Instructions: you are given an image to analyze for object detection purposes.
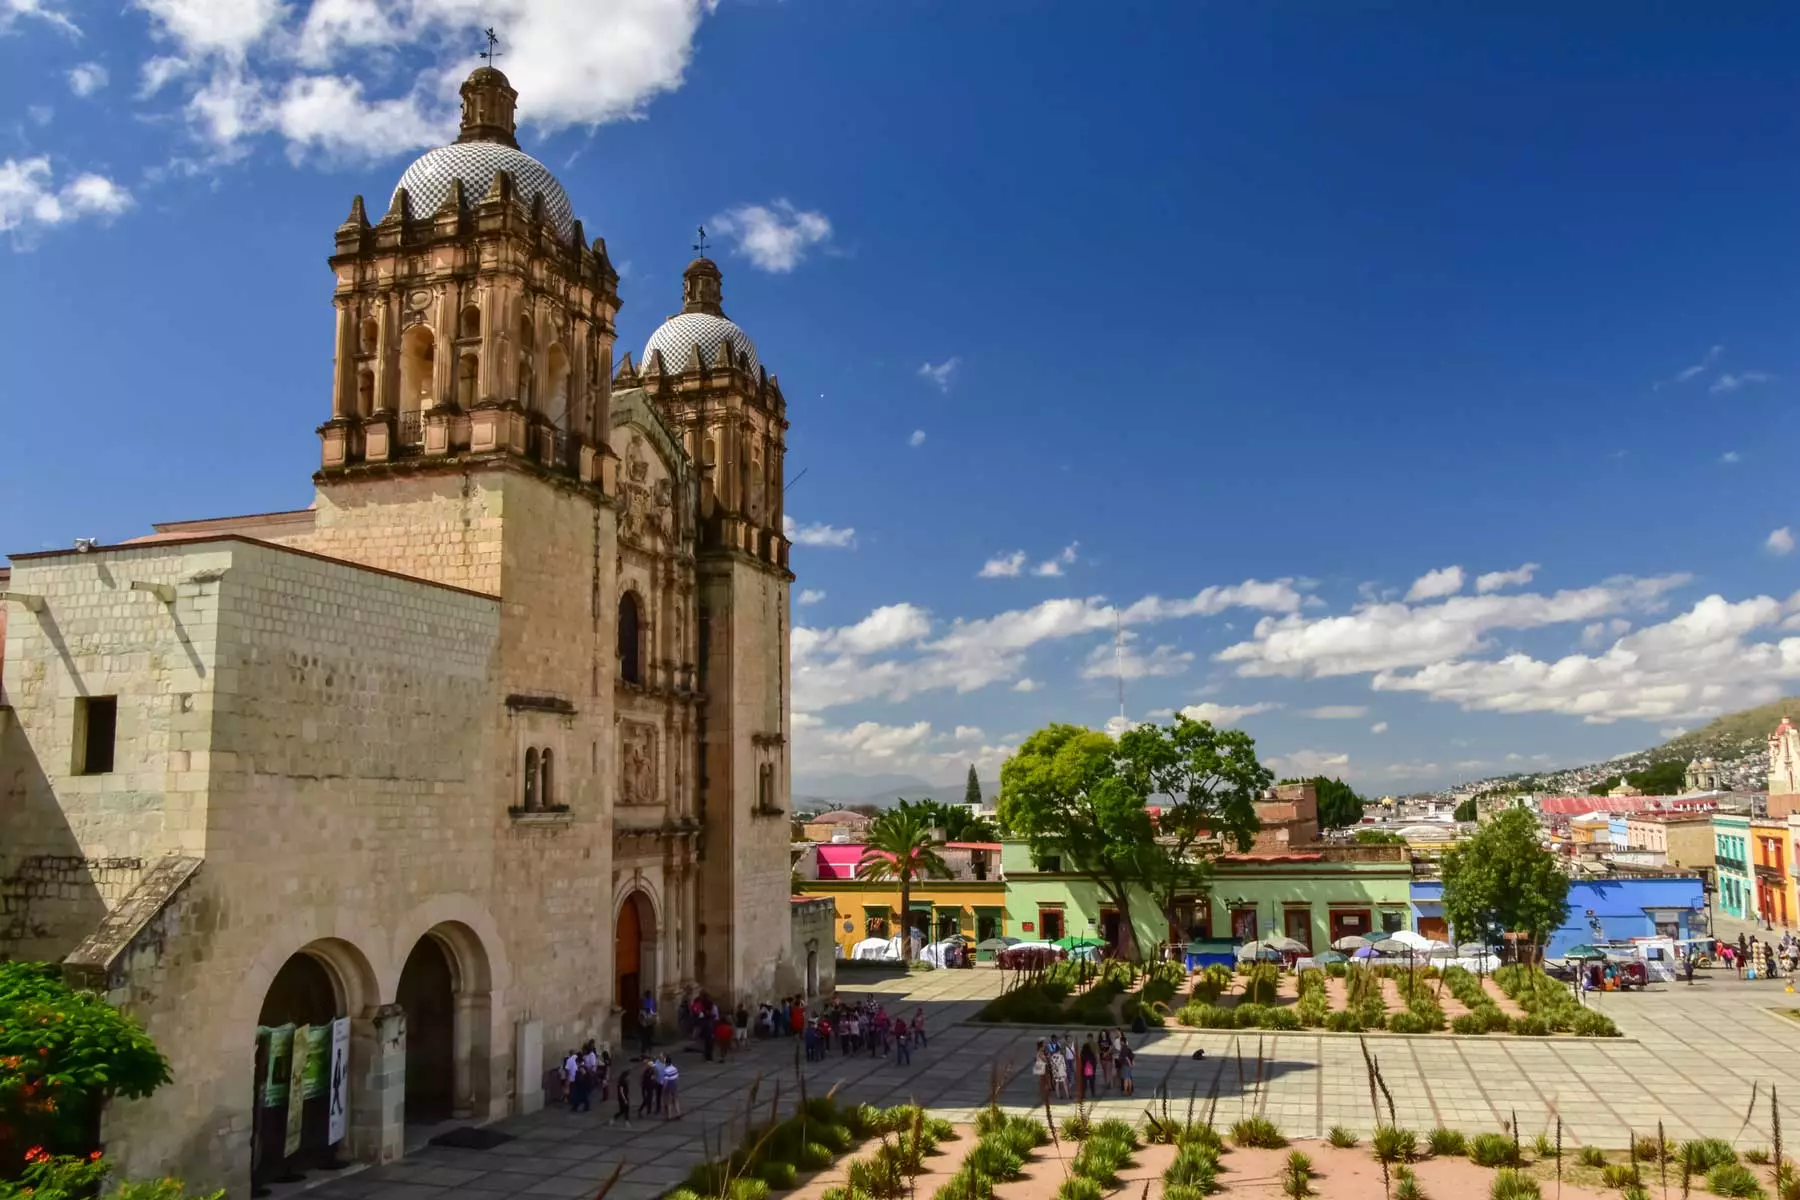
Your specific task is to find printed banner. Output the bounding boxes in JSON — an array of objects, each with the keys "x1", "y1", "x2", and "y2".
[
  {"x1": 284, "y1": 1023, "x2": 310, "y2": 1157},
  {"x1": 327, "y1": 1016, "x2": 350, "y2": 1146},
  {"x1": 260, "y1": 1024, "x2": 294, "y2": 1108},
  {"x1": 301, "y1": 1024, "x2": 331, "y2": 1100}
]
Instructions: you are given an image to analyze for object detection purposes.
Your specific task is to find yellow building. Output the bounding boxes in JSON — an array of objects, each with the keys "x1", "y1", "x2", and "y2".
[{"x1": 797, "y1": 878, "x2": 1009, "y2": 957}]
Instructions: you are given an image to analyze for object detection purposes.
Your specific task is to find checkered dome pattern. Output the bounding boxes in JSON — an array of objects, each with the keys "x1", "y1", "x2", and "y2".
[
  {"x1": 393, "y1": 142, "x2": 576, "y2": 242},
  {"x1": 643, "y1": 312, "x2": 761, "y2": 377}
]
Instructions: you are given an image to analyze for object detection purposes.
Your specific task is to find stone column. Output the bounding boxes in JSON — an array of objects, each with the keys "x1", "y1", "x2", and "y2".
[
  {"x1": 348, "y1": 1004, "x2": 406, "y2": 1165},
  {"x1": 332, "y1": 304, "x2": 354, "y2": 418},
  {"x1": 451, "y1": 992, "x2": 489, "y2": 1119},
  {"x1": 432, "y1": 288, "x2": 455, "y2": 406},
  {"x1": 514, "y1": 1017, "x2": 544, "y2": 1116},
  {"x1": 371, "y1": 300, "x2": 394, "y2": 414}
]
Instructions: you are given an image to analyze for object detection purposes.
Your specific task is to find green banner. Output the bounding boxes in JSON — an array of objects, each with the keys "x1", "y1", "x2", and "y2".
[
  {"x1": 285, "y1": 1023, "x2": 311, "y2": 1156},
  {"x1": 301, "y1": 1024, "x2": 331, "y2": 1100},
  {"x1": 260, "y1": 1024, "x2": 295, "y2": 1107}
]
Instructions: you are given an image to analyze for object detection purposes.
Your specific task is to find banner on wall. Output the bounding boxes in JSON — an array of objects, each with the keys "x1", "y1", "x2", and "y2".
[
  {"x1": 327, "y1": 1016, "x2": 350, "y2": 1146},
  {"x1": 301, "y1": 1024, "x2": 331, "y2": 1100},
  {"x1": 284, "y1": 1023, "x2": 311, "y2": 1157},
  {"x1": 260, "y1": 1024, "x2": 295, "y2": 1108}
]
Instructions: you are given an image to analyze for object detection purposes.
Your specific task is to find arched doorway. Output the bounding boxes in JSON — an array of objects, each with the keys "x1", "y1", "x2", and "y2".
[
  {"x1": 806, "y1": 946, "x2": 819, "y2": 998},
  {"x1": 397, "y1": 936, "x2": 455, "y2": 1124},
  {"x1": 616, "y1": 891, "x2": 656, "y2": 1035},
  {"x1": 254, "y1": 942, "x2": 371, "y2": 1187}
]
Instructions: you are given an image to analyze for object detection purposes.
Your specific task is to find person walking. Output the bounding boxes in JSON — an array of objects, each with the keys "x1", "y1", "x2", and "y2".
[
  {"x1": 912, "y1": 1007, "x2": 928, "y2": 1049},
  {"x1": 1033, "y1": 1040, "x2": 1051, "y2": 1104},
  {"x1": 611, "y1": 1068, "x2": 632, "y2": 1125},
  {"x1": 639, "y1": 994, "x2": 657, "y2": 1055},
  {"x1": 894, "y1": 1020, "x2": 911, "y2": 1067},
  {"x1": 638, "y1": 1057, "x2": 660, "y2": 1117},
  {"x1": 660, "y1": 1054, "x2": 682, "y2": 1120},
  {"x1": 569, "y1": 1059, "x2": 593, "y2": 1113},
  {"x1": 1049, "y1": 1038, "x2": 1070, "y2": 1100},
  {"x1": 735, "y1": 1003, "x2": 750, "y2": 1048},
  {"x1": 1117, "y1": 1036, "x2": 1135, "y2": 1096},
  {"x1": 1079, "y1": 1036, "x2": 1097, "y2": 1098}
]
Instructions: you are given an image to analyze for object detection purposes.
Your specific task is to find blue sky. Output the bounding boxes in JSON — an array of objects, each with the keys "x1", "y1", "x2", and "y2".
[{"x1": 5, "y1": 1, "x2": 1800, "y2": 794}]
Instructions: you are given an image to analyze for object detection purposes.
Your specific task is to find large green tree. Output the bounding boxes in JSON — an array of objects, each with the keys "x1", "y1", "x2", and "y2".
[
  {"x1": 890, "y1": 796, "x2": 997, "y2": 843},
  {"x1": 999, "y1": 717, "x2": 1267, "y2": 960},
  {"x1": 1281, "y1": 775, "x2": 1365, "y2": 829},
  {"x1": 964, "y1": 764, "x2": 983, "y2": 810},
  {"x1": 1452, "y1": 797, "x2": 1478, "y2": 822},
  {"x1": 857, "y1": 812, "x2": 952, "y2": 961},
  {"x1": 1440, "y1": 807, "x2": 1570, "y2": 958}
]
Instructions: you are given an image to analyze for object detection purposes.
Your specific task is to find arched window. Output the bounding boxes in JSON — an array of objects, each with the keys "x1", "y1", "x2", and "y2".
[
  {"x1": 617, "y1": 592, "x2": 643, "y2": 685},
  {"x1": 545, "y1": 344, "x2": 569, "y2": 427},
  {"x1": 457, "y1": 353, "x2": 478, "y2": 408},
  {"x1": 523, "y1": 747, "x2": 539, "y2": 811},
  {"x1": 758, "y1": 763, "x2": 774, "y2": 813},
  {"x1": 459, "y1": 304, "x2": 481, "y2": 340},
  {"x1": 359, "y1": 318, "x2": 379, "y2": 354},
  {"x1": 539, "y1": 749, "x2": 554, "y2": 808},
  {"x1": 398, "y1": 325, "x2": 435, "y2": 416}
]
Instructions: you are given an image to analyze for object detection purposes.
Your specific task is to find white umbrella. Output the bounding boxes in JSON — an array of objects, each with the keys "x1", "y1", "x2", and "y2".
[
  {"x1": 1387, "y1": 930, "x2": 1435, "y2": 951},
  {"x1": 1331, "y1": 934, "x2": 1374, "y2": 951},
  {"x1": 1369, "y1": 937, "x2": 1412, "y2": 955},
  {"x1": 1266, "y1": 936, "x2": 1309, "y2": 953}
]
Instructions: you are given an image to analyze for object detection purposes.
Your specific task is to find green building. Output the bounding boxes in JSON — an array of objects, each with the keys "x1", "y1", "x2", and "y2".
[{"x1": 999, "y1": 839, "x2": 1414, "y2": 955}]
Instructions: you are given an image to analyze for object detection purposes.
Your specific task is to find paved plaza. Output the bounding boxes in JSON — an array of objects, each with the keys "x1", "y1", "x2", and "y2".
[{"x1": 296, "y1": 965, "x2": 1800, "y2": 1200}]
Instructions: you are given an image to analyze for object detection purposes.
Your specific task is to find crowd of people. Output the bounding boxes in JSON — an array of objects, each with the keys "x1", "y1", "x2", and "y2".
[
  {"x1": 545, "y1": 1037, "x2": 685, "y2": 1125},
  {"x1": 1031, "y1": 1029, "x2": 1136, "y2": 1102}
]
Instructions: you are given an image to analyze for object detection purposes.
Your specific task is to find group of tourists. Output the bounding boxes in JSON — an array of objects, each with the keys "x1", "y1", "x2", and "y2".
[
  {"x1": 549, "y1": 1038, "x2": 684, "y2": 1124},
  {"x1": 1032, "y1": 1029, "x2": 1135, "y2": 1102},
  {"x1": 801, "y1": 999, "x2": 929, "y2": 1065},
  {"x1": 1725, "y1": 931, "x2": 1794, "y2": 979}
]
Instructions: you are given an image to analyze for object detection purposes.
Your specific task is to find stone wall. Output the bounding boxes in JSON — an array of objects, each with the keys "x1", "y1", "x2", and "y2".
[{"x1": 786, "y1": 896, "x2": 836, "y2": 1000}]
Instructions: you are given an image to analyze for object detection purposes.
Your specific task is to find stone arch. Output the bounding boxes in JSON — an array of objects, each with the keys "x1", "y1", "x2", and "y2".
[
  {"x1": 456, "y1": 351, "x2": 478, "y2": 408},
  {"x1": 613, "y1": 881, "x2": 662, "y2": 1036},
  {"x1": 396, "y1": 919, "x2": 496, "y2": 1123},
  {"x1": 398, "y1": 324, "x2": 435, "y2": 419},
  {"x1": 389, "y1": 898, "x2": 509, "y2": 1121},
  {"x1": 458, "y1": 304, "x2": 481, "y2": 340},
  {"x1": 545, "y1": 342, "x2": 570, "y2": 426},
  {"x1": 618, "y1": 590, "x2": 644, "y2": 685}
]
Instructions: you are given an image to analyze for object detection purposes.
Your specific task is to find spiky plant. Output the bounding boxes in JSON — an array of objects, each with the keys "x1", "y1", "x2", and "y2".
[{"x1": 1329, "y1": 1125, "x2": 1361, "y2": 1149}]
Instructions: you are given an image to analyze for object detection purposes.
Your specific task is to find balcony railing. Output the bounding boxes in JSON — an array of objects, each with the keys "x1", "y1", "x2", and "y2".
[
  {"x1": 1717, "y1": 854, "x2": 1748, "y2": 874},
  {"x1": 396, "y1": 410, "x2": 424, "y2": 447}
]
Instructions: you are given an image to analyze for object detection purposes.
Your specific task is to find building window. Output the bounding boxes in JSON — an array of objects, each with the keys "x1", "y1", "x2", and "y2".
[
  {"x1": 73, "y1": 696, "x2": 117, "y2": 775},
  {"x1": 618, "y1": 592, "x2": 643, "y2": 684},
  {"x1": 539, "y1": 749, "x2": 554, "y2": 808},
  {"x1": 1038, "y1": 908, "x2": 1065, "y2": 941},
  {"x1": 1381, "y1": 910, "x2": 1405, "y2": 934},
  {"x1": 523, "y1": 747, "x2": 539, "y2": 811},
  {"x1": 1037, "y1": 854, "x2": 1061, "y2": 873}
]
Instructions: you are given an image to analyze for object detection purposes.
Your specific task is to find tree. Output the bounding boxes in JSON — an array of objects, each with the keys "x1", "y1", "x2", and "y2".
[
  {"x1": 856, "y1": 812, "x2": 951, "y2": 962},
  {"x1": 1440, "y1": 808, "x2": 1570, "y2": 958},
  {"x1": 998, "y1": 717, "x2": 1267, "y2": 961},
  {"x1": 1282, "y1": 775, "x2": 1365, "y2": 830},
  {"x1": 964, "y1": 764, "x2": 983, "y2": 810},
  {"x1": 889, "y1": 797, "x2": 997, "y2": 843},
  {"x1": 1452, "y1": 797, "x2": 1478, "y2": 823},
  {"x1": 1351, "y1": 829, "x2": 1406, "y2": 846},
  {"x1": 2, "y1": 961, "x2": 171, "y2": 1170}
]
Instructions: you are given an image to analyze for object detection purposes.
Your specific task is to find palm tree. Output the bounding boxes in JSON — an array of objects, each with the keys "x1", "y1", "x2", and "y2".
[{"x1": 857, "y1": 812, "x2": 952, "y2": 962}]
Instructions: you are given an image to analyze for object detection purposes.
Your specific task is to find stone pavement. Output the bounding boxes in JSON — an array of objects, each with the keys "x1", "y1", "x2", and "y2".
[{"x1": 297, "y1": 966, "x2": 1800, "y2": 1200}]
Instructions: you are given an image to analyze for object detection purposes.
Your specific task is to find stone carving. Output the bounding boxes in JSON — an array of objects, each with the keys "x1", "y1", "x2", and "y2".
[{"x1": 620, "y1": 721, "x2": 658, "y2": 806}]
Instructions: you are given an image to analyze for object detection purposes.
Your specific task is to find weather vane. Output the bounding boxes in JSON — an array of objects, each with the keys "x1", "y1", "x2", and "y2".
[
  {"x1": 693, "y1": 225, "x2": 710, "y2": 256},
  {"x1": 479, "y1": 27, "x2": 502, "y2": 65}
]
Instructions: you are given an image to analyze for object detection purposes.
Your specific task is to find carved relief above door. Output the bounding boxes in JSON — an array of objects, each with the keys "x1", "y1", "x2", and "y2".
[{"x1": 620, "y1": 720, "x2": 659, "y2": 805}]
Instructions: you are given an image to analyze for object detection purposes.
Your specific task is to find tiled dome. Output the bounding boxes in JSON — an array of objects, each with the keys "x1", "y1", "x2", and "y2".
[
  {"x1": 392, "y1": 142, "x2": 575, "y2": 242},
  {"x1": 643, "y1": 311, "x2": 761, "y2": 377}
]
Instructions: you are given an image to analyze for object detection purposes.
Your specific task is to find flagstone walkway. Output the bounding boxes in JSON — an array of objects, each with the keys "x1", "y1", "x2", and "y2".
[{"x1": 298, "y1": 966, "x2": 1800, "y2": 1200}]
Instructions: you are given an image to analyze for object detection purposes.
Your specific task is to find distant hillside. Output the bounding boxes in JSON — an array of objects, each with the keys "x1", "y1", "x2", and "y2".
[
  {"x1": 793, "y1": 778, "x2": 999, "y2": 813},
  {"x1": 1652, "y1": 697, "x2": 1800, "y2": 762}
]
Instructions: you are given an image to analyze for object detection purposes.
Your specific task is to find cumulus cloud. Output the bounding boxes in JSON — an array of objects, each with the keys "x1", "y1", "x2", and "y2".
[
  {"x1": 1656, "y1": 344, "x2": 1722, "y2": 389},
  {"x1": 710, "y1": 199, "x2": 831, "y2": 273},
  {"x1": 1265, "y1": 748, "x2": 1350, "y2": 777},
  {"x1": 1712, "y1": 371, "x2": 1772, "y2": 395},
  {"x1": 1720, "y1": 451, "x2": 1741, "y2": 465},
  {"x1": 1082, "y1": 632, "x2": 1194, "y2": 681},
  {"x1": 1405, "y1": 565, "x2": 1465, "y2": 602},
  {"x1": 67, "y1": 63, "x2": 109, "y2": 96},
  {"x1": 1302, "y1": 705, "x2": 1368, "y2": 719},
  {"x1": 918, "y1": 357, "x2": 959, "y2": 391},
  {"x1": 979, "y1": 551, "x2": 1027, "y2": 579},
  {"x1": 1475, "y1": 563, "x2": 1538, "y2": 594},
  {"x1": 792, "y1": 716, "x2": 1016, "y2": 782},
  {"x1": 908, "y1": 429, "x2": 926, "y2": 448},
  {"x1": 1, "y1": 0, "x2": 79, "y2": 35},
  {"x1": 783, "y1": 516, "x2": 856, "y2": 549},
  {"x1": 1033, "y1": 543, "x2": 1079, "y2": 578},
  {"x1": 1370, "y1": 721, "x2": 1389, "y2": 734},
  {"x1": 797, "y1": 589, "x2": 826, "y2": 606},
  {"x1": 1, "y1": 158, "x2": 133, "y2": 241},
  {"x1": 1768, "y1": 527, "x2": 1794, "y2": 557},
  {"x1": 122, "y1": 0, "x2": 721, "y2": 163},
  {"x1": 1178, "y1": 701, "x2": 1280, "y2": 726},
  {"x1": 1012, "y1": 678, "x2": 1041, "y2": 693},
  {"x1": 1218, "y1": 573, "x2": 1689, "y2": 679}
]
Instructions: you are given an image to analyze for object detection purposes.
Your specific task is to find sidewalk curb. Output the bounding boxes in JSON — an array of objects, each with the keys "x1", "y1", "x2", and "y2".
[{"x1": 953, "y1": 1019, "x2": 1640, "y2": 1043}]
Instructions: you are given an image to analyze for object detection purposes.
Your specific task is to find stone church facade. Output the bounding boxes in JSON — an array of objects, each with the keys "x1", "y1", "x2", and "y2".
[{"x1": 0, "y1": 67, "x2": 800, "y2": 1190}]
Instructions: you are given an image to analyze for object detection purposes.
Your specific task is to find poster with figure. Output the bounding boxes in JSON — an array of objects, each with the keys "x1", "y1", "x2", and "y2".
[
  {"x1": 327, "y1": 1017, "x2": 350, "y2": 1145},
  {"x1": 301, "y1": 1024, "x2": 330, "y2": 1099},
  {"x1": 261, "y1": 1024, "x2": 294, "y2": 1107},
  {"x1": 285, "y1": 1023, "x2": 310, "y2": 1157}
]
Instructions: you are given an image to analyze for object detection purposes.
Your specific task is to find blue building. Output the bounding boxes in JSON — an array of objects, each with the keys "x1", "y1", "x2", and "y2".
[
  {"x1": 1712, "y1": 813, "x2": 1756, "y2": 919},
  {"x1": 1412, "y1": 877, "x2": 1707, "y2": 958}
]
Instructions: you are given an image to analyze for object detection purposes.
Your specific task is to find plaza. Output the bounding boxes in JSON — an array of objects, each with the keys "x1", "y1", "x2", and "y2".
[{"x1": 295, "y1": 965, "x2": 1800, "y2": 1200}]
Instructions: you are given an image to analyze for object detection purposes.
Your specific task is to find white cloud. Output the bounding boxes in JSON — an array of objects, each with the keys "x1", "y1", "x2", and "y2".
[
  {"x1": 797, "y1": 589, "x2": 826, "y2": 606},
  {"x1": 710, "y1": 199, "x2": 831, "y2": 273},
  {"x1": 1579, "y1": 618, "x2": 1632, "y2": 648},
  {"x1": 918, "y1": 357, "x2": 959, "y2": 392},
  {"x1": 1032, "y1": 543, "x2": 1079, "y2": 578},
  {"x1": 978, "y1": 551, "x2": 1027, "y2": 579},
  {"x1": 0, "y1": 158, "x2": 134, "y2": 240},
  {"x1": 1, "y1": 0, "x2": 79, "y2": 35},
  {"x1": 1659, "y1": 726, "x2": 1688, "y2": 740},
  {"x1": 783, "y1": 515, "x2": 856, "y2": 549},
  {"x1": 1475, "y1": 563, "x2": 1538, "y2": 594},
  {"x1": 1656, "y1": 344, "x2": 1722, "y2": 389},
  {"x1": 1768, "y1": 527, "x2": 1794, "y2": 557},
  {"x1": 1370, "y1": 721, "x2": 1389, "y2": 734},
  {"x1": 1301, "y1": 705, "x2": 1368, "y2": 719},
  {"x1": 1219, "y1": 573, "x2": 1689, "y2": 679},
  {"x1": 1082, "y1": 632, "x2": 1194, "y2": 681},
  {"x1": 139, "y1": 55, "x2": 190, "y2": 98},
  {"x1": 1012, "y1": 678, "x2": 1041, "y2": 693},
  {"x1": 1265, "y1": 748, "x2": 1351, "y2": 777},
  {"x1": 1371, "y1": 593, "x2": 1799, "y2": 724},
  {"x1": 908, "y1": 429, "x2": 926, "y2": 448},
  {"x1": 795, "y1": 579, "x2": 1305, "y2": 712},
  {"x1": 1712, "y1": 371, "x2": 1772, "y2": 395},
  {"x1": 1405, "y1": 565, "x2": 1465, "y2": 602},
  {"x1": 26, "y1": 105, "x2": 53, "y2": 126},
  {"x1": 1719, "y1": 451, "x2": 1741, "y2": 465},
  {"x1": 67, "y1": 63, "x2": 109, "y2": 97},
  {"x1": 792, "y1": 716, "x2": 1016, "y2": 783},
  {"x1": 1178, "y1": 701, "x2": 1280, "y2": 726},
  {"x1": 802, "y1": 603, "x2": 932, "y2": 657}
]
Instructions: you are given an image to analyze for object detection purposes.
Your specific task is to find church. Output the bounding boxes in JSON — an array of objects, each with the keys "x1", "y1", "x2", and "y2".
[{"x1": 0, "y1": 66, "x2": 804, "y2": 1189}]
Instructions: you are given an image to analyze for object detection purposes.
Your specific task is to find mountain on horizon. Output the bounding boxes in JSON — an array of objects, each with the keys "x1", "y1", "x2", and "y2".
[{"x1": 792, "y1": 771, "x2": 999, "y2": 810}]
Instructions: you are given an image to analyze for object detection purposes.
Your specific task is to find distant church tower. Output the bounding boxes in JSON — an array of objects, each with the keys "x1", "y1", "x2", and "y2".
[{"x1": 1770, "y1": 717, "x2": 1800, "y2": 809}]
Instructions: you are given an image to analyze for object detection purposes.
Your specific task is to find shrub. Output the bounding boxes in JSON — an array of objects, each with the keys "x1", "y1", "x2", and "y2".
[
  {"x1": 1395, "y1": 1165, "x2": 1426, "y2": 1200},
  {"x1": 1193, "y1": 964, "x2": 1234, "y2": 1003},
  {"x1": 1489, "y1": 1169, "x2": 1542, "y2": 1200},
  {"x1": 1163, "y1": 1144, "x2": 1222, "y2": 1192},
  {"x1": 800, "y1": 1142, "x2": 834, "y2": 1171},
  {"x1": 1470, "y1": 1132, "x2": 1523, "y2": 1168},
  {"x1": 1532, "y1": 1133, "x2": 1556, "y2": 1160},
  {"x1": 730, "y1": 1181, "x2": 773, "y2": 1200},
  {"x1": 1178, "y1": 1003, "x2": 1239, "y2": 1029},
  {"x1": 1245, "y1": 962, "x2": 1280, "y2": 1005},
  {"x1": 1164, "y1": 1187, "x2": 1216, "y2": 1200},
  {"x1": 819, "y1": 1124, "x2": 856, "y2": 1153},
  {"x1": 846, "y1": 1154, "x2": 903, "y2": 1198},
  {"x1": 1681, "y1": 1139, "x2": 1738, "y2": 1173},
  {"x1": 1328, "y1": 1125, "x2": 1360, "y2": 1148},
  {"x1": 1071, "y1": 1135, "x2": 1134, "y2": 1187},
  {"x1": 975, "y1": 984, "x2": 1067, "y2": 1024},
  {"x1": 1283, "y1": 1149, "x2": 1314, "y2": 1198},
  {"x1": 1176, "y1": 1123, "x2": 1226, "y2": 1155},
  {"x1": 1373, "y1": 1126, "x2": 1418, "y2": 1164},
  {"x1": 1089, "y1": 1118, "x2": 1141, "y2": 1148},
  {"x1": 1451, "y1": 1013, "x2": 1489, "y2": 1035},
  {"x1": 1357, "y1": 992, "x2": 1389, "y2": 1030},
  {"x1": 1637, "y1": 1136, "x2": 1673, "y2": 1163},
  {"x1": 1258, "y1": 1006, "x2": 1303, "y2": 1031},
  {"x1": 1326, "y1": 961, "x2": 1348, "y2": 977},
  {"x1": 1324, "y1": 1010, "x2": 1364, "y2": 1033},
  {"x1": 1233, "y1": 1002, "x2": 1270, "y2": 1028},
  {"x1": 759, "y1": 1162, "x2": 799, "y2": 1190},
  {"x1": 1232, "y1": 1116, "x2": 1288, "y2": 1149},
  {"x1": 1386, "y1": 1012, "x2": 1433, "y2": 1034},
  {"x1": 1622, "y1": 1188, "x2": 1651, "y2": 1200},
  {"x1": 1705, "y1": 1163, "x2": 1765, "y2": 1198},
  {"x1": 1572, "y1": 1010, "x2": 1620, "y2": 1038},
  {"x1": 1298, "y1": 991, "x2": 1330, "y2": 1028},
  {"x1": 1298, "y1": 967, "x2": 1326, "y2": 994},
  {"x1": 1510, "y1": 1015, "x2": 1550, "y2": 1037},
  {"x1": 965, "y1": 1143, "x2": 1025, "y2": 1182},
  {"x1": 1061, "y1": 1108, "x2": 1093, "y2": 1141},
  {"x1": 1601, "y1": 1163, "x2": 1641, "y2": 1188},
  {"x1": 1743, "y1": 1148, "x2": 1771, "y2": 1166},
  {"x1": 1428, "y1": 1128, "x2": 1467, "y2": 1157},
  {"x1": 1055, "y1": 1179, "x2": 1103, "y2": 1200},
  {"x1": 1575, "y1": 1146, "x2": 1607, "y2": 1168}
]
